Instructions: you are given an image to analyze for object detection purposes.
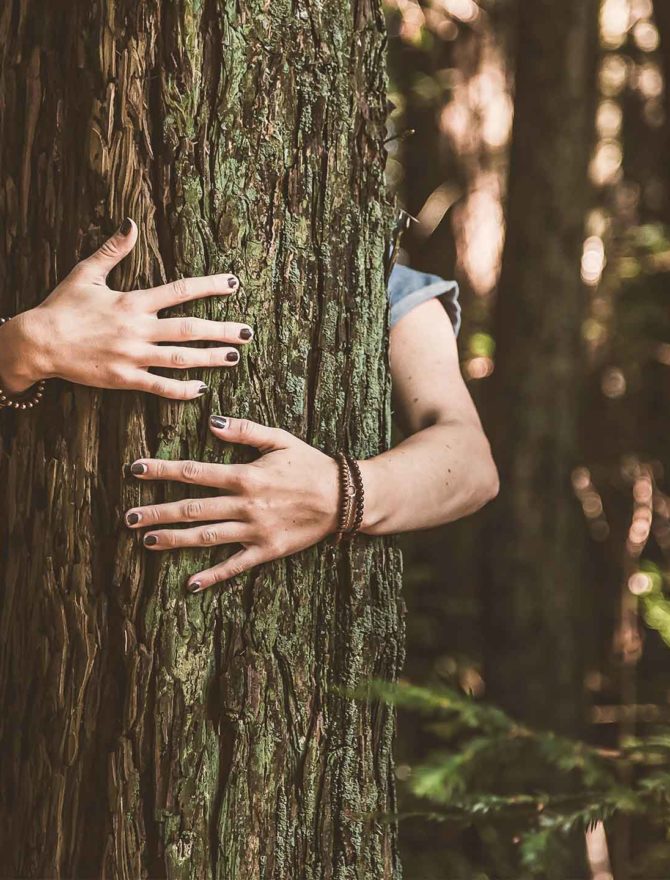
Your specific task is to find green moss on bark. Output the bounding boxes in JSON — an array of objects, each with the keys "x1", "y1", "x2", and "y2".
[{"x1": 0, "y1": 1, "x2": 403, "y2": 877}]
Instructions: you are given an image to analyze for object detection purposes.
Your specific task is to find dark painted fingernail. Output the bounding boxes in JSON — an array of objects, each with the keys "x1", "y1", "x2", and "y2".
[
  {"x1": 228, "y1": 276, "x2": 239, "y2": 289},
  {"x1": 210, "y1": 415, "x2": 229, "y2": 429},
  {"x1": 131, "y1": 462, "x2": 147, "y2": 475},
  {"x1": 119, "y1": 217, "x2": 132, "y2": 236},
  {"x1": 198, "y1": 383, "x2": 208, "y2": 394},
  {"x1": 144, "y1": 534, "x2": 158, "y2": 546},
  {"x1": 226, "y1": 351, "x2": 239, "y2": 363},
  {"x1": 187, "y1": 580, "x2": 202, "y2": 593},
  {"x1": 126, "y1": 512, "x2": 141, "y2": 526},
  {"x1": 239, "y1": 328, "x2": 253, "y2": 340}
]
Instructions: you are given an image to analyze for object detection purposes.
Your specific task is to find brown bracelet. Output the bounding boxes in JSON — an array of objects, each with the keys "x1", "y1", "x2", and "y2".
[
  {"x1": 345, "y1": 454, "x2": 365, "y2": 536},
  {"x1": 335, "y1": 452, "x2": 356, "y2": 544},
  {"x1": 334, "y1": 452, "x2": 366, "y2": 543},
  {"x1": 0, "y1": 316, "x2": 46, "y2": 410}
]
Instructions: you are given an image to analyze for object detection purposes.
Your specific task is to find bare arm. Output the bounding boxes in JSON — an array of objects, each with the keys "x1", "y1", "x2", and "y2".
[{"x1": 359, "y1": 297, "x2": 499, "y2": 534}]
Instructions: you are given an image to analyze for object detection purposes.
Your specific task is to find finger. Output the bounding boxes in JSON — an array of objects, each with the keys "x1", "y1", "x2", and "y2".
[
  {"x1": 78, "y1": 217, "x2": 138, "y2": 281},
  {"x1": 125, "y1": 369, "x2": 209, "y2": 401},
  {"x1": 142, "y1": 521, "x2": 250, "y2": 551},
  {"x1": 142, "y1": 273, "x2": 240, "y2": 310},
  {"x1": 151, "y1": 317, "x2": 254, "y2": 344},
  {"x1": 129, "y1": 457, "x2": 244, "y2": 490},
  {"x1": 125, "y1": 496, "x2": 246, "y2": 528},
  {"x1": 186, "y1": 546, "x2": 266, "y2": 593},
  {"x1": 208, "y1": 415, "x2": 292, "y2": 454},
  {"x1": 141, "y1": 345, "x2": 242, "y2": 370}
]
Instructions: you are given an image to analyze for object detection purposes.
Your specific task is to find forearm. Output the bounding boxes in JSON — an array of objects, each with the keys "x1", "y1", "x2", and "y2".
[
  {"x1": 0, "y1": 309, "x2": 45, "y2": 394},
  {"x1": 358, "y1": 420, "x2": 498, "y2": 536}
]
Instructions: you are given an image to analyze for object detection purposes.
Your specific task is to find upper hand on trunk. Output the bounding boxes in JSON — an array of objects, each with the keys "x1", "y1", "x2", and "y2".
[
  {"x1": 0, "y1": 218, "x2": 253, "y2": 400},
  {"x1": 125, "y1": 416, "x2": 341, "y2": 591}
]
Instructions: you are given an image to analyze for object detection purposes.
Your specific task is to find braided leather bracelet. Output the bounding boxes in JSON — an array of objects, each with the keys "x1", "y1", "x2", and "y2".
[
  {"x1": 335, "y1": 452, "x2": 356, "y2": 543},
  {"x1": 334, "y1": 452, "x2": 365, "y2": 543},
  {"x1": 0, "y1": 316, "x2": 46, "y2": 410}
]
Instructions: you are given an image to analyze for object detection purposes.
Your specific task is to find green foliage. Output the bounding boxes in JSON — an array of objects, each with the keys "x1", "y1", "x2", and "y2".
[
  {"x1": 637, "y1": 562, "x2": 670, "y2": 649},
  {"x1": 360, "y1": 680, "x2": 670, "y2": 877}
]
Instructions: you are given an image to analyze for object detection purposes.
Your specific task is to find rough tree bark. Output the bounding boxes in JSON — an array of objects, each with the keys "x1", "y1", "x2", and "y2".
[
  {"x1": 0, "y1": 2, "x2": 403, "y2": 878},
  {"x1": 483, "y1": 0, "x2": 599, "y2": 736}
]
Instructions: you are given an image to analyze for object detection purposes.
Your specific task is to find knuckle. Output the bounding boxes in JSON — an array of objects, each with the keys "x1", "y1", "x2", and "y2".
[
  {"x1": 237, "y1": 469, "x2": 258, "y2": 493},
  {"x1": 241, "y1": 495, "x2": 257, "y2": 516},
  {"x1": 180, "y1": 318, "x2": 196, "y2": 339},
  {"x1": 170, "y1": 349, "x2": 189, "y2": 367},
  {"x1": 229, "y1": 470, "x2": 246, "y2": 493},
  {"x1": 238, "y1": 419, "x2": 256, "y2": 439},
  {"x1": 171, "y1": 278, "x2": 189, "y2": 301},
  {"x1": 98, "y1": 240, "x2": 119, "y2": 260},
  {"x1": 156, "y1": 460, "x2": 169, "y2": 478},
  {"x1": 181, "y1": 460, "x2": 201, "y2": 482},
  {"x1": 201, "y1": 527, "x2": 219, "y2": 545},
  {"x1": 117, "y1": 292, "x2": 136, "y2": 313},
  {"x1": 124, "y1": 342, "x2": 145, "y2": 363},
  {"x1": 184, "y1": 500, "x2": 204, "y2": 520},
  {"x1": 151, "y1": 379, "x2": 167, "y2": 397},
  {"x1": 267, "y1": 538, "x2": 285, "y2": 558},
  {"x1": 68, "y1": 261, "x2": 88, "y2": 280},
  {"x1": 106, "y1": 365, "x2": 127, "y2": 385}
]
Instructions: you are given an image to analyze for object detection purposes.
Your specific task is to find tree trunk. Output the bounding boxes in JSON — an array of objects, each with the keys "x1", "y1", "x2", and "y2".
[
  {"x1": 483, "y1": 0, "x2": 599, "y2": 737},
  {"x1": 652, "y1": 0, "x2": 670, "y2": 224},
  {"x1": 0, "y1": 2, "x2": 403, "y2": 878}
]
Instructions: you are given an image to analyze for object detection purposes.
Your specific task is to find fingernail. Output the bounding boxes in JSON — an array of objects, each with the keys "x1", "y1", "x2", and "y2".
[
  {"x1": 131, "y1": 462, "x2": 147, "y2": 475},
  {"x1": 126, "y1": 512, "x2": 141, "y2": 526},
  {"x1": 226, "y1": 351, "x2": 239, "y2": 363},
  {"x1": 187, "y1": 580, "x2": 202, "y2": 593},
  {"x1": 228, "y1": 276, "x2": 239, "y2": 289},
  {"x1": 210, "y1": 415, "x2": 229, "y2": 429},
  {"x1": 144, "y1": 534, "x2": 158, "y2": 546},
  {"x1": 239, "y1": 327, "x2": 253, "y2": 340},
  {"x1": 198, "y1": 383, "x2": 208, "y2": 395},
  {"x1": 119, "y1": 217, "x2": 132, "y2": 236}
]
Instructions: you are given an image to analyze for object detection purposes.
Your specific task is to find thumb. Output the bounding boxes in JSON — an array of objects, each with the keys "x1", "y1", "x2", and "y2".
[
  {"x1": 209, "y1": 415, "x2": 292, "y2": 454},
  {"x1": 80, "y1": 217, "x2": 138, "y2": 281}
]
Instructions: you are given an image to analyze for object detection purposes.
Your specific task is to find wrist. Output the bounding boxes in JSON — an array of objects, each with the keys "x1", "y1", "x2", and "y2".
[
  {"x1": 323, "y1": 456, "x2": 342, "y2": 536},
  {"x1": 357, "y1": 457, "x2": 386, "y2": 535},
  {"x1": 0, "y1": 309, "x2": 49, "y2": 393}
]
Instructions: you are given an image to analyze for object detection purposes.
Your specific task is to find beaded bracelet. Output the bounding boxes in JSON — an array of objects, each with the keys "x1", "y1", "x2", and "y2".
[
  {"x1": 0, "y1": 316, "x2": 46, "y2": 410},
  {"x1": 334, "y1": 452, "x2": 365, "y2": 543},
  {"x1": 345, "y1": 454, "x2": 365, "y2": 536}
]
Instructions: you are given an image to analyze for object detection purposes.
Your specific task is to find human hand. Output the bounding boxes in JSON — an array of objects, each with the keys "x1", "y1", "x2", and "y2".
[
  {"x1": 0, "y1": 218, "x2": 253, "y2": 399},
  {"x1": 125, "y1": 416, "x2": 341, "y2": 592}
]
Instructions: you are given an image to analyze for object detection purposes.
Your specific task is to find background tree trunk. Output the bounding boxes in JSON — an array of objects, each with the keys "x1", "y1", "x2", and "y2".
[
  {"x1": 0, "y1": 2, "x2": 403, "y2": 878},
  {"x1": 483, "y1": 0, "x2": 599, "y2": 736}
]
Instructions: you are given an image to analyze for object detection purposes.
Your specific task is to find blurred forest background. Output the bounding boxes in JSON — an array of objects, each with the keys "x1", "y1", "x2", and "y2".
[{"x1": 384, "y1": 0, "x2": 670, "y2": 877}]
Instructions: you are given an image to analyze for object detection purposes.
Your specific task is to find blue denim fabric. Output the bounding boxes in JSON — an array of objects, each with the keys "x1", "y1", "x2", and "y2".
[{"x1": 388, "y1": 263, "x2": 461, "y2": 336}]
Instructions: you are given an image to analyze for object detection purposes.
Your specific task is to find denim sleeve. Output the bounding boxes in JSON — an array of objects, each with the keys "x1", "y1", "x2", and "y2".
[{"x1": 387, "y1": 264, "x2": 461, "y2": 336}]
